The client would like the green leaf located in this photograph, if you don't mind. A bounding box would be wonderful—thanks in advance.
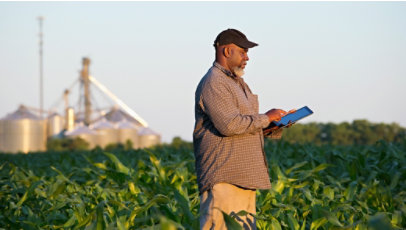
[50,178,67,199]
[271,218,282,230]
[129,194,170,222]
[287,213,300,230]
[159,216,185,230]
[355,223,368,230]
[220,210,243,230]
[325,211,343,227]
[63,215,77,228]
[311,163,329,173]
[391,210,402,227]
[148,152,161,168]
[128,182,140,195]
[302,188,313,202]
[274,180,285,194]
[116,216,126,230]
[48,200,68,211]
[94,201,106,230]
[323,186,334,200]
[50,166,69,180]
[300,219,306,230]
[285,161,308,174]
[104,152,130,175]
[235,210,250,217]
[390,172,401,189]
[173,189,195,223]
[17,180,42,207]
[292,181,309,189]
[344,183,357,201]
[74,211,93,230]
[310,217,327,230]
[93,162,108,171]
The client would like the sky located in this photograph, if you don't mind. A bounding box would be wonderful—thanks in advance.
[1,2,405,143]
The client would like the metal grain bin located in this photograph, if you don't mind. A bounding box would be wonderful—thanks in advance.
[65,123,98,149]
[138,127,161,148]
[117,119,139,149]
[0,105,47,153]
[93,118,119,148]
[65,107,75,131]
[104,107,143,126]
[47,113,64,137]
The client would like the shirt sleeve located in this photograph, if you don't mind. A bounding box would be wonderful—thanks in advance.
[200,79,270,136]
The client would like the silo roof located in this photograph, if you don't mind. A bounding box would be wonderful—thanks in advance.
[138,127,160,136]
[48,112,62,118]
[2,105,41,120]
[103,107,143,126]
[92,118,115,130]
[65,124,97,136]
[117,119,138,129]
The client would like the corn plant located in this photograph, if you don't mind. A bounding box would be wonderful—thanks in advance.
[0,140,405,229]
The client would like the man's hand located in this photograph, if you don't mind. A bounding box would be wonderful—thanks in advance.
[265,109,286,122]
[264,108,297,135]
[263,109,286,137]
[263,126,278,136]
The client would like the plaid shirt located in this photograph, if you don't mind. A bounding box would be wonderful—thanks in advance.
[193,62,282,194]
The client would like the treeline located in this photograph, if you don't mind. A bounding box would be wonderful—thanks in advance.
[45,120,406,152]
[281,120,406,145]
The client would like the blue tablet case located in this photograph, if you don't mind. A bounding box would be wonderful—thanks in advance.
[271,106,313,128]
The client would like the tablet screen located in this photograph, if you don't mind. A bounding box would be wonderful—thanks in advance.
[272,106,313,127]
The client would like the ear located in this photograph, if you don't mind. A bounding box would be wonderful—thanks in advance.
[223,46,231,58]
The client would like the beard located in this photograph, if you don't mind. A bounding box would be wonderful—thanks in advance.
[231,66,245,78]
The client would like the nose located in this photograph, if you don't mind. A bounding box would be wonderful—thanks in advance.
[245,53,249,61]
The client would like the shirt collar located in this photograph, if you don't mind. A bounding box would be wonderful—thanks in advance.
[213,62,237,79]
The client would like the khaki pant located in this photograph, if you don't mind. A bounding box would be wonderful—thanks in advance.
[199,183,257,230]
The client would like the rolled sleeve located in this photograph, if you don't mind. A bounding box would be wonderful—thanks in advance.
[258,114,271,129]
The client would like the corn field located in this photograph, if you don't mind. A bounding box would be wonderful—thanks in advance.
[0,140,405,229]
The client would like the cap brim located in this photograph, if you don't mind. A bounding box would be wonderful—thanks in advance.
[238,40,258,49]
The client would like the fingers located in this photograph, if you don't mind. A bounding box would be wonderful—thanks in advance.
[263,129,271,135]
[266,109,288,122]
[286,121,296,128]
[266,108,297,122]
[265,109,281,122]
[280,111,287,116]
[275,114,282,121]
[275,109,287,117]
[263,126,279,135]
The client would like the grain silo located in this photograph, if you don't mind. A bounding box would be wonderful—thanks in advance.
[65,123,98,149]
[103,107,143,126]
[65,107,75,131]
[92,118,118,148]
[117,119,139,149]
[138,127,161,148]
[47,113,64,137]
[0,105,47,153]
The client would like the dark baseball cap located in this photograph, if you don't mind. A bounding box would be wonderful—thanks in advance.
[214,28,258,49]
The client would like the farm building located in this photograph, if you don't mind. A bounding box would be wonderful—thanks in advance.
[0,57,160,153]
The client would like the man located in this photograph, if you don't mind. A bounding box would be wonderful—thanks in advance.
[193,28,288,229]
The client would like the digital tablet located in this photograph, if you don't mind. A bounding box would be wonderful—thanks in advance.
[270,106,313,128]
